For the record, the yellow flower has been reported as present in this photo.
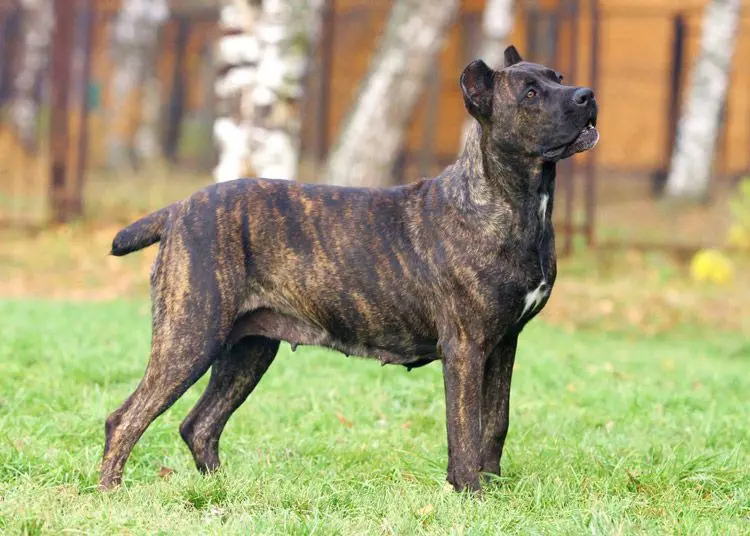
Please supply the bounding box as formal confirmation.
[690,249,734,284]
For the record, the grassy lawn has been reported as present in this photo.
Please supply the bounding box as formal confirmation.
[0,299,748,534]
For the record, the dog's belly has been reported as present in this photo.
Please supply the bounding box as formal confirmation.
[229,308,440,369]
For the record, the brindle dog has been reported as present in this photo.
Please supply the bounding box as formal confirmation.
[101,46,598,494]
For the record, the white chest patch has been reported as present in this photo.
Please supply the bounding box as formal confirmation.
[519,280,549,320]
[518,193,552,322]
[539,194,549,223]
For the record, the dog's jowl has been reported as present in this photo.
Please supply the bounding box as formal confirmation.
[101,46,598,494]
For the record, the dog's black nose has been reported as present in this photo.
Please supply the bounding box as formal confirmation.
[573,88,594,106]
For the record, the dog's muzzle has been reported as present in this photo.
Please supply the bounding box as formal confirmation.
[543,95,599,160]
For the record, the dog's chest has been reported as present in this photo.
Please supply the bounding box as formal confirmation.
[519,279,549,320]
[515,193,555,323]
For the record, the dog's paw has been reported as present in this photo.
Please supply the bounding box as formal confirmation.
[480,459,501,477]
[98,476,122,492]
[447,467,483,495]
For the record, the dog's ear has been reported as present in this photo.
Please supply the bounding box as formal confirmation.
[504,45,523,67]
[460,59,495,119]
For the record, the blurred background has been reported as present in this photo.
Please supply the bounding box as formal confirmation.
[0,0,748,335]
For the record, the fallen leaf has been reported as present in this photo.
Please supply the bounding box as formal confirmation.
[692,381,703,390]
[158,466,175,479]
[605,420,615,432]
[336,412,353,427]
[566,383,577,392]
[417,503,434,516]
[626,470,644,492]
[401,421,412,429]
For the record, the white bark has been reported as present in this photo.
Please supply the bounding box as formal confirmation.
[459,0,514,151]
[107,0,169,168]
[10,0,54,150]
[325,0,459,188]
[214,0,260,182]
[213,0,324,183]
[664,0,741,200]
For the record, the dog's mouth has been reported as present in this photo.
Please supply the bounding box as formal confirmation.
[542,119,600,161]
[567,122,600,155]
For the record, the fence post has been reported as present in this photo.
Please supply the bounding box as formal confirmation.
[162,16,190,164]
[49,0,76,223]
[653,12,686,197]
[316,0,334,165]
[70,0,94,216]
[0,9,21,105]
[584,0,600,247]
[560,0,579,256]
[419,62,439,179]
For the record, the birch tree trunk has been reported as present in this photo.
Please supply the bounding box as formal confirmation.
[459,0,514,151]
[325,0,458,188]
[213,0,261,182]
[10,0,54,151]
[213,0,324,183]
[664,0,741,200]
[107,0,169,170]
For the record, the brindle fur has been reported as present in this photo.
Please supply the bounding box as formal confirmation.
[100,46,598,494]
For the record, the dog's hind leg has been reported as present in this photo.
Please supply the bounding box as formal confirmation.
[99,319,224,489]
[100,236,241,490]
[179,336,279,474]
[99,303,231,490]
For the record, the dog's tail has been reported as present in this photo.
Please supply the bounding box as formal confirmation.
[110,205,173,257]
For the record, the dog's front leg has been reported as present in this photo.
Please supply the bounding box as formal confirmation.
[480,334,518,477]
[441,336,484,493]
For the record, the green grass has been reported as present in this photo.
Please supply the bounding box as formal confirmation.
[0,300,748,534]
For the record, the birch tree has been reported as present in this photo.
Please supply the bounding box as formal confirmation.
[213,0,324,183]
[325,0,458,188]
[459,0,514,150]
[664,0,741,200]
[10,0,54,151]
[107,0,169,170]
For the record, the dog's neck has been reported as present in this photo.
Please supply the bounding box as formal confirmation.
[449,121,555,212]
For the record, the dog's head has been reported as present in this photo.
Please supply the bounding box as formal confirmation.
[460,45,598,162]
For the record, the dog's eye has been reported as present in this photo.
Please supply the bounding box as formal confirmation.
[526,89,537,99]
